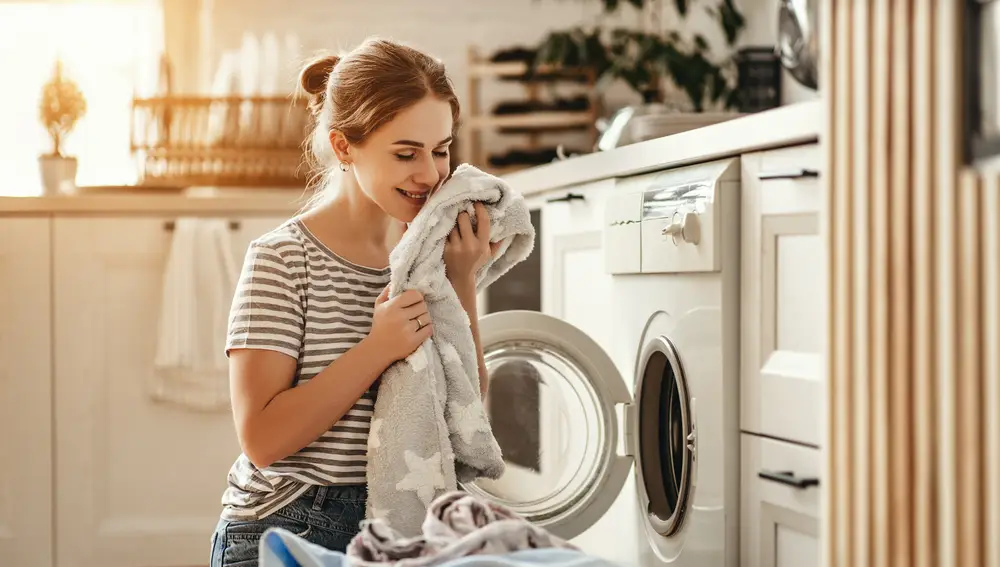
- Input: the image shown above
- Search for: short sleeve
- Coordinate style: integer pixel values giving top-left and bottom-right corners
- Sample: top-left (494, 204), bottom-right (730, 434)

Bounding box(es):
top-left (226, 241), bottom-right (305, 360)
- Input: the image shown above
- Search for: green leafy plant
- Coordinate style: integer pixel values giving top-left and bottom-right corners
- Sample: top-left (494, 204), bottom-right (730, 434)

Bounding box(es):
top-left (38, 59), bottom-right (87, 157)
top-left (532, 0), bottom-right (746, 111)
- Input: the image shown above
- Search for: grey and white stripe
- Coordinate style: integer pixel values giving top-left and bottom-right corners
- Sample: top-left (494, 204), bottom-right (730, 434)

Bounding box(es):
top-left (220, 219), bottom-right (389, 521)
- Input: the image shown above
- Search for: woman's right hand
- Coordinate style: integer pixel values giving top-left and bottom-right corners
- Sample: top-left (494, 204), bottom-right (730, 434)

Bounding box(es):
top-left (367, 287), bottom-right (433, 364)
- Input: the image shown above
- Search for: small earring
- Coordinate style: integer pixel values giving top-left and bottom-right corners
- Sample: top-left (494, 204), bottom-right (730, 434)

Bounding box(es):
top-left (339, 161), bottom-right (350, 172)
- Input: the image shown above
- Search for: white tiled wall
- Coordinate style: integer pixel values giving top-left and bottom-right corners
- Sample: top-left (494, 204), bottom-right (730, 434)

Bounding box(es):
top-left (186, 0), bottom-right (816, 158)
top-left (196, 0), bottom-right (821, 104)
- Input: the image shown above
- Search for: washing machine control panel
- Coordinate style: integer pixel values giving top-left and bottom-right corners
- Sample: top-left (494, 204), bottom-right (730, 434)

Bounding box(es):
top-left (605, 158), bottom-right (737, 275)
top-left (640, 181), bottom-right (718, 273)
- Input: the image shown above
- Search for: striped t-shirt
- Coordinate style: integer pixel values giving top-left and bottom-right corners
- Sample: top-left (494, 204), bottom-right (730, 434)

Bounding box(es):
top-left (220, 218), bottom-right (389, 521)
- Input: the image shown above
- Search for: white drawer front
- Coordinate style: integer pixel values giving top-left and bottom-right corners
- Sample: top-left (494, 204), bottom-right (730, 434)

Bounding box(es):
top-left (741, 433), bottom-right (821, 567)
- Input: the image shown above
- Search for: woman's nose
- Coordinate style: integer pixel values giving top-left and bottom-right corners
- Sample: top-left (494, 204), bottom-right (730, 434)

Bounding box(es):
top-left (412, 154), bottom-right (440, 187)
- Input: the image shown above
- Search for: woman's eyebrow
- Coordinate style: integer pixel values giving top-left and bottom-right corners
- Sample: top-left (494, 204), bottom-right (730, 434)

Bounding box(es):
top-left (392, 136), bottom-right (454, 148)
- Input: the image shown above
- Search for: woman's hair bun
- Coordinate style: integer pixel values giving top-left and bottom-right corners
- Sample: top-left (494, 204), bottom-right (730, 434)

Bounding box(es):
top-left (299, 54), bottom-right (340, 97)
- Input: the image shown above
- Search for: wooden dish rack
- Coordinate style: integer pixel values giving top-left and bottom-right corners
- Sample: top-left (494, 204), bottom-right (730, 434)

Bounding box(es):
top-left (130, 94), bottom-right (315, 188)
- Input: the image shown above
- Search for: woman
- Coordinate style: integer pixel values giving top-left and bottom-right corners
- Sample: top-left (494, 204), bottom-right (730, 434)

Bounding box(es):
top-left (210, 37), bottom-right (498, 567)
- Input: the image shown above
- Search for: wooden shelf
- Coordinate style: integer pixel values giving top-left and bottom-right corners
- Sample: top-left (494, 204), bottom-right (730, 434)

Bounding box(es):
top-left (466, 111), bottom-right (595, 129)
top-left (467, 60), bottom-right (591, 79)
top-left (460, 46), bottom-right (601, 171)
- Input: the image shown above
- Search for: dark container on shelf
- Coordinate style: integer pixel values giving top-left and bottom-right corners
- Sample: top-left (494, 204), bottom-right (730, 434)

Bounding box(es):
top-left (735, 47), bottom-right (783, 113)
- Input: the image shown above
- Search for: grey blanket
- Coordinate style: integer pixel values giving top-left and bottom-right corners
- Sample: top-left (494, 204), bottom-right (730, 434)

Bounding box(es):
top-left (365, 164), bottom-right (536, 536)
top-left (347, 491), bottom-right (577, 567)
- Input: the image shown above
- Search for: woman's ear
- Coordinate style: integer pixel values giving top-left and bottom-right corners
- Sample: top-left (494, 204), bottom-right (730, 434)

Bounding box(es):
top-left (328, 130), bottom-right (352, 163)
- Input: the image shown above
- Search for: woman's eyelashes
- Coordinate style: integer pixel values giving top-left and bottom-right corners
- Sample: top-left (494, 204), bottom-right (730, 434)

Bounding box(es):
top-left (395, 149), bottom-right (449, 161)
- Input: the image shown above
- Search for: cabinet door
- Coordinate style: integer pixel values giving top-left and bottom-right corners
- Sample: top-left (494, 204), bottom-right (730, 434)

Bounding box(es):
top-left (740, 433), bottom-right (821, 567)
top-left (740, 144), bottom-right (826, 447)
top-left (540, 179), bottom-right (616, 346)
top-left (52, 215), bottom-right (285, 567)
top-left (0, 218), bottom-right (53, 567)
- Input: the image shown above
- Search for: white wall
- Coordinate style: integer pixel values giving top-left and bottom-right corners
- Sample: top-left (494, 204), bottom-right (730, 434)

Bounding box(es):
top-left (187, 0), bottom-right (817, 158)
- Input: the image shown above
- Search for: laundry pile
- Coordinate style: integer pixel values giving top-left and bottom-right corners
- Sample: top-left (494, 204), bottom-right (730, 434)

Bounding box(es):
top-left (259, 491), bottom-right (618, 567)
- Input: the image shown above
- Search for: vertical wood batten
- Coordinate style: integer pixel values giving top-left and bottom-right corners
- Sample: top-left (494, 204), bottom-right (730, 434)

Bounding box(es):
top-left (956, 170), bottom-right (984, 567)
top-left (869, 2), bottom-right (892, 566)
top-left (851, 4), bottom-right (872, 566)
top-left (984, 174), bottom-right (1000, 567)
top-left (889, 1), bottom-right (914, 565)
top-left (933, 1), bottom-right (959, 565)
top-left (828, 1), bottom-right (854, 564)
top-left (910, 1), bottom-right (938, 565)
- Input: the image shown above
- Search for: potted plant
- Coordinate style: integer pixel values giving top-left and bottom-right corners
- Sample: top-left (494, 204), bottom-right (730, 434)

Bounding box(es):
top-left (38, 59), bottom-right (87, 195)
top-left (532, 0), bottom-right (747, 146)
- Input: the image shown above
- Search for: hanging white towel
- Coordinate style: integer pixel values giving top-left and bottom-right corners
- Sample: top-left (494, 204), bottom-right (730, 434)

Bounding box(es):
top-left (151, 217), bottom-right (240, 411)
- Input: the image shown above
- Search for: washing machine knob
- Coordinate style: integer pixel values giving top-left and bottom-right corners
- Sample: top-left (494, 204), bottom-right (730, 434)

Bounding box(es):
top-left (661, 211), bottom-right (701, 245)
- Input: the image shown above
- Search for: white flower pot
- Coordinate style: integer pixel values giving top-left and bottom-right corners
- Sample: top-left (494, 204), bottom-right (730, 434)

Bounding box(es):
top-left (38, 155), bottom-right (78, 196)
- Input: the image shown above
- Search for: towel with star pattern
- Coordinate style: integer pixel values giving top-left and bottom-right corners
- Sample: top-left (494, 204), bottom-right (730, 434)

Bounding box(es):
top-left (365, 163), bottom-right (535, 537)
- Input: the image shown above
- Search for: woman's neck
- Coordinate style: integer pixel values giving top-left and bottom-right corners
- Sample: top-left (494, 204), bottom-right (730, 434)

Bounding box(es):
top-left (300, 178), bottom-right (405, 268)
top-left (330, 182), bottom-right (396, 246)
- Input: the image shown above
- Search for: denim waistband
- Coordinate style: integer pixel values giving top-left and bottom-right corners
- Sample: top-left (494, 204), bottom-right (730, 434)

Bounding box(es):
top-left (299, 484), bottom-right (367, 511)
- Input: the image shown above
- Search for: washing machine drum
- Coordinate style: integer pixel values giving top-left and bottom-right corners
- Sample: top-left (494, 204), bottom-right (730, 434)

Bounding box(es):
top-left (464, 309), bottom-right (698, 548)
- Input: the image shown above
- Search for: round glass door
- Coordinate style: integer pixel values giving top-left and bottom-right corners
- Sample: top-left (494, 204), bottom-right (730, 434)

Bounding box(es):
top-left (463, 310), bottom-right (632, 541)
top-left (634, 334), bottom-right (693, 537)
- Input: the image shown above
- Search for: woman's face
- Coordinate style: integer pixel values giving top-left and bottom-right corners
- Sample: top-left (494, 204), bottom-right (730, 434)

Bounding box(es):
top-left (333, 95), bottom-right (454, 223)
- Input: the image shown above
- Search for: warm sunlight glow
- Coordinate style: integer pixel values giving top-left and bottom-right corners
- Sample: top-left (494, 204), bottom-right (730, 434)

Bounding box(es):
top-left (0, 1), bottom-right (164, 196)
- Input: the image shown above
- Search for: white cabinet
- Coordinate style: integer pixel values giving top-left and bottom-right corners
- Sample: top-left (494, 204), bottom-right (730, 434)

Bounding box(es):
top-left (50, 215), bottom-right (285, 567)
top-left (540, 179), bottom-right (616, 347)
top-left (740, 433), bottom-right (821, 567)
top-left (740, 144), bottom-right (826, 447)
top-left (0, 218), bottom-right (54, 567)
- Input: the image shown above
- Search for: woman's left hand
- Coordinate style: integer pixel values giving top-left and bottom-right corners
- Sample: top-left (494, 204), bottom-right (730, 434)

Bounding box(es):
top-left (445, 202), bottom-right (501, 289)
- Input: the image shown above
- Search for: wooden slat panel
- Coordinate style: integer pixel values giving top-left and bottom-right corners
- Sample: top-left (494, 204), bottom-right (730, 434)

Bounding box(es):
top-left (933, 1), bottom-right (960, 565)
top-left (956, 170), bottom-right (984, 567)
top-left (984, 174), bottom-right (1000, 567)
top-left (870, 2), bottom-right (892, 566)
top-left (889, 2), bottom-right (914, 566)
top-left (829, 2), bottom-right (855, 564)
top-left (851, 4), bottom-right (873, 567)
top-left (910, 1), bottom-right (938, 566)
top-left (828, 2), bottom-right (997, 567)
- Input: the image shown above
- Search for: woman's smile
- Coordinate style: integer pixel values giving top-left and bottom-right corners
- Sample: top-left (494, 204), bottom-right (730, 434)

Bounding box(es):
top-left (397, 187), bottom-right (429, 206)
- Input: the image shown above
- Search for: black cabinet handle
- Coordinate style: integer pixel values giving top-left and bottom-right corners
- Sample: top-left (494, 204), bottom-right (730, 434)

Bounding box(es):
top-left (546, 192), bottom-right (585, 203)
top-left (758, 169), bottom-right (820, 180)
top-left (758, 469), bottom-right (820, 489)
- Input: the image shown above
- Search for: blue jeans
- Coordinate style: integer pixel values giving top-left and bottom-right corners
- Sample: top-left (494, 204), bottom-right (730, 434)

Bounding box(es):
top-left (210, 485), bottom-right (367, 567)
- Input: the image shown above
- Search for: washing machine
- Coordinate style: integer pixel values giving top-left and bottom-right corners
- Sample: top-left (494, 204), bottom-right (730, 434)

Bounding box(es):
top-left (465, 157), bottom-right (742, 567)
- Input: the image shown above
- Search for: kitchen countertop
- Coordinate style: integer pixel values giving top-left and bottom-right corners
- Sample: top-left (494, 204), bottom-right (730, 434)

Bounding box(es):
top-left (0, 188), bottom-right (308, 215)
top-left (1, 101), bottom-right (821, 214)
top-left (503, 100), bottom-right (822, 196)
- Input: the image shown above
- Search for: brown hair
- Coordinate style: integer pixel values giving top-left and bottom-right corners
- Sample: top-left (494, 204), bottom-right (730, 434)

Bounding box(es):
top-left (298, 37), bottom-right (461, 187)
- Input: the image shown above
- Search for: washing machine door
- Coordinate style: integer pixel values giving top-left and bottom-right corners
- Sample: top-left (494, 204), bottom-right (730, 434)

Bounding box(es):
top-left (630, 310), bottom-right (700, 563)
top-left (464, 309), bottom-right (633, 541)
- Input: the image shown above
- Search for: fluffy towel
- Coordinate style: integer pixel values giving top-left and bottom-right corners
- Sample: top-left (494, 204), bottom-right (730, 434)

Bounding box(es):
top-left (260, 492), bottom-right (597, 567)
top-left (151, 217), bottom-right (240, 411)
top-left (366, 164), bottom-right (536, 536)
